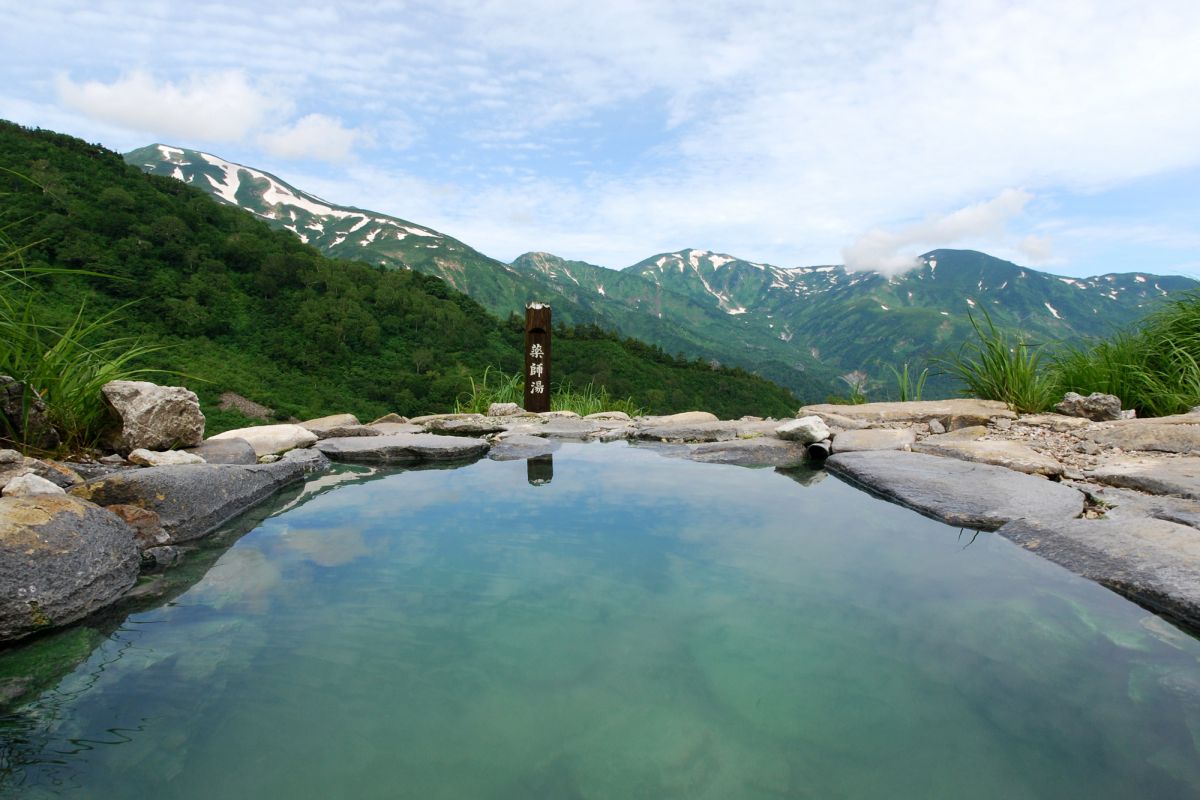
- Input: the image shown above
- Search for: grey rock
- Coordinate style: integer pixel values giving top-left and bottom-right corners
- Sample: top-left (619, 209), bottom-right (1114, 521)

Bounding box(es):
top-left (488, 435), bottom-right (562, 461)
top-left (101, 380), bottom-right (205, 454)
top-left (775, 416), bottom-right (831, 444)
top-left (128, 448), bottom-right (206, 467)
top-left (597, 425), bottom-right (635, 442)
top-left (1078, 483), bottom-right (1200, 530)
top-left (927, 418), bottom-right (946, 435)
top-left (141, 545), bottom-right (182, 571)
top-left (826, 450), bottom-right (1084, 530)
top-left (104, 503), bottom-right (168, 549)
top-left (281, 447), bottom-right (332, 474)
top-left (407, 413), bottom-right (475, 425)
top-left (991, 417), bottom-right (1013, 431)
top-left (1088, 457), bottom-right (1200, 500)
top-left (422, 415), bottom-right (508, 435)
top-left (998, 517), bottom-right (1200, 630)
top-left (99, 453), bottom-right (127, 464)
top-left (0, 375), bottom-right (61, 451)
top-left (1089, 423), bottom-right (1200, 454)
top-left (584, 411), bottom-right (632, 421)
top-left (914, 437), bottom-right (1064, 476)
top-left (368, 422), bottom-right (424, 435)
top-left (636, 420), bottom-right (741, 442)
top-left (688, 437), bottom-right (809, 467)
top-left (1055, 391), bottom-right (1124, 421)
top-left (1018, 413), bottom-right (1094, 431)
top-left (315, 433), bottom-right (489, 464)
top-left (540, 410), bottom-right (581, 419)
top-left (2, 473), bottom-right (66, 497)
top-left (831, 428), bottom-right (915, 453)
top-left (258, 454), bottom-right (281, 463)
top-left (538, 419), bottom-right (606, 440)
top-left (184, 437), bottom-right (257, 465)
top-left (307, 424), bottom-right (383, 439)
top-left (0, 494), bottom-right (139, 642)
top-left (370, 413), bottom-right (409, 425)
top-left (0, 449), bottom-right (21, 465)
top-left (70, 460), bottom-right (305, 543)
top-left (487, 402), bottom-right (524, 417)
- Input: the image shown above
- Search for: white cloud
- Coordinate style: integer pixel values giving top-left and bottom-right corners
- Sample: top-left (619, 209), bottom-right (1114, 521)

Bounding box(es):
top-left (55, 70), bottom-right (286, 142)
top-left (842, 190), bottom-right (1032, 276)
top-left (259, 114), bottom-right (367, 162)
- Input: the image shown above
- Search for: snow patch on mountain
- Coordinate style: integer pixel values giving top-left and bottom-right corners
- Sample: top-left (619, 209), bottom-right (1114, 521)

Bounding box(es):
top-left (1044, 302), bottom-right (1061, 319)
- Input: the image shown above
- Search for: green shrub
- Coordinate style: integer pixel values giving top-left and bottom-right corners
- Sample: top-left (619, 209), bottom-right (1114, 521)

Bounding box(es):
top-left (455, 367), bottom-right (643, 417)
top-left (940, 310), bottom-right (1058, 413)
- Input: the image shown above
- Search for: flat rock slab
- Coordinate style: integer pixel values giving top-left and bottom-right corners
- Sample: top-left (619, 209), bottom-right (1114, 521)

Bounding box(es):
top-left (802, 399), bottom-right (1016, 429)
top-left (914, 437), bottom-right (1064, 476)
top-left (0, 494), bottom-right (140, 642)
top-left (638, 411), bottom-right (719, 425)
top-left (1089, 423), bottom-right (1200, 453)
top-left (537, 419), bottom-right (607, 439)
top-left (488, 435), bottom-right (562, 461)
top-left (998, 517), bottom-right (1200, 630)
top-left (70, 460), bottom-right (305, 543)
top-left (1016, 414), bottom-right (1094, 431)
top-left (368, 422), bottom-right (424, 435)
top-left (316, 433), bottom-right (489, 464)
top-left (1088, 457), bottom-right (1200, 500)
top-left (832, 428), bottom-right (915, 453)
top-left (687, 438), bottom-right (809, 467)
top-left (636, 420), bottom-right (742, 442)
top-left (826, 450), bottom-right (1084, 530)
top-left (185, 437), bottom-right (257, 465)
top-left (422, 416), bottom-right (508, 435)
top-left (1077, 484), bottom-right (1200, 531)
top-left (300, 413), bottom-right (359, 431)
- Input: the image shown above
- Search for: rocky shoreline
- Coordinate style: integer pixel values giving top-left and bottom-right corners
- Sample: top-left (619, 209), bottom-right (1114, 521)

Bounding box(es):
top-left (3, 388), bottom-right (1200, 648)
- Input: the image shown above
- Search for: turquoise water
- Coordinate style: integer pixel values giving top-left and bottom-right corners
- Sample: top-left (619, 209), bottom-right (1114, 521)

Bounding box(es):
top-left (2, 442), bottom-right (1200, 798)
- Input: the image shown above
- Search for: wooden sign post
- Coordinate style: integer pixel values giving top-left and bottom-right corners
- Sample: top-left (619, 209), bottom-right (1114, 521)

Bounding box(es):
top-left (523, 301), bottom-right (551, 413)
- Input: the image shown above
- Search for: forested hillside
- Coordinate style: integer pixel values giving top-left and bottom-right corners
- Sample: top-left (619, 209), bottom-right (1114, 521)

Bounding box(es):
top-left (0, 121), bottom-right (801, 428)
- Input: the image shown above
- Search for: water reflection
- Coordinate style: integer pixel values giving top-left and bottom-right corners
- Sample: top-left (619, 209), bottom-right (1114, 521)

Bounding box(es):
top-left (527, 454), bottom-right (554, 486)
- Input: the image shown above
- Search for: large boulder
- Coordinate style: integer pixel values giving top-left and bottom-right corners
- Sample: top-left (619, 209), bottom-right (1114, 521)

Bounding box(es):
top-left (101, 380), bottom-right (204, 454)
top-left (70, 460), bottom-right (305, 543)
top-left (0, 375), bottom-right (60, 451)
top-left (831, 428), bottom-right (915, 453)
top-left (0, 494), bottom-right (139, 642)
top-left (826, 450), bottom-right (1084, 530)
top-left (209, 424), bottom-right (318, 457)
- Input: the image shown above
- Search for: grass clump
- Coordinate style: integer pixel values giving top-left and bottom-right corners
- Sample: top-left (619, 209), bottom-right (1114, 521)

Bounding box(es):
top-left (883, 361), bottom-right (929, 402)
top-left (940, 310), bottom-right (1059, 413)
top-left (455, 367), bottom-right (643, 417)
top-left (1053, 292), bottom-right (1200, 417)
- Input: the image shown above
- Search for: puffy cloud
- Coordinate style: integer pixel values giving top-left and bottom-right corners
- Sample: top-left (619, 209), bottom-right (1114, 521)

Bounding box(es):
top-left (55, 70), bottom-right (285, 142)
top-left (842, 190), bottom-right (1032, 276)
top-left (259, 114), bottom-right (367, 162)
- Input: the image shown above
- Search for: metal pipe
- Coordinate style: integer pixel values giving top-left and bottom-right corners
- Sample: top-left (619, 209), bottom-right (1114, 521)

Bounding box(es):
top-left (806, 439), bottom-right (832, 462)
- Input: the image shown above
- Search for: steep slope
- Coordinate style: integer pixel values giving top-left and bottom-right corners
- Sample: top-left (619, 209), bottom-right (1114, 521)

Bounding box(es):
top-left (128, 144), bottom-right (840, 401)
top-left (2, 121), bottom-right (803, 424)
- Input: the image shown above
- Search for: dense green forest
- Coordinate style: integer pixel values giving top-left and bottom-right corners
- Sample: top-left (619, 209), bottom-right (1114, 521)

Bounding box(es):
top-left (0, 121), bottom-right (800, 432)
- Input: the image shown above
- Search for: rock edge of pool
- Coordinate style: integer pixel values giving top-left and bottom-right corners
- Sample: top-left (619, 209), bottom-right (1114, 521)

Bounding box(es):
top-left (3, 398), bottom-right (1200, 648)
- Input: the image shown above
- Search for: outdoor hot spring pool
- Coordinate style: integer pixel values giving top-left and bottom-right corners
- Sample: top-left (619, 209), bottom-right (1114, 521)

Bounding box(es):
top-left (2, 442), bottom-right (1199, 798)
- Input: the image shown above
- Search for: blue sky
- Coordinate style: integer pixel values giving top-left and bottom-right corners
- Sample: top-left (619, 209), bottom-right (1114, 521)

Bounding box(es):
top-left (2, 1), bottom-right (1198, 278)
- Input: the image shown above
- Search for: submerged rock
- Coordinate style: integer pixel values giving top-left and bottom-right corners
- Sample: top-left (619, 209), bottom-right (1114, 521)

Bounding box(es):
top-left (70, 460), bottom-right (306, 543)
top-left (826, 450), bottom-right (1084, 530)
top-left (0, 494), bottom-right (139, 642)
top-left (998, 517), bottom-right (1200, 630)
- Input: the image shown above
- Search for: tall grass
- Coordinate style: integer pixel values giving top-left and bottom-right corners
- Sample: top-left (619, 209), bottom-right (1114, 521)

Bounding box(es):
top-left (940, 310), bottom-right (1059, 413)
top-left (1, 183), bottom-right (164, 452)
top-left (882, 361), bottom-right (929, 402)
top-left (455, 367), bottom-right (644, 417)
top-left (1053, 292), bottom-right (1200, 417)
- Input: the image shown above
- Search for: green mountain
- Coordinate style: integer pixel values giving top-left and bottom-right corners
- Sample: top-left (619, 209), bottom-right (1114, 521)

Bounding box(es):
top-left (1, 121), bottom-right (804, 426)
top-left (125, 144), bottom-right (841, 401)
top-left (127, 143), bottom-right (1199, 402)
